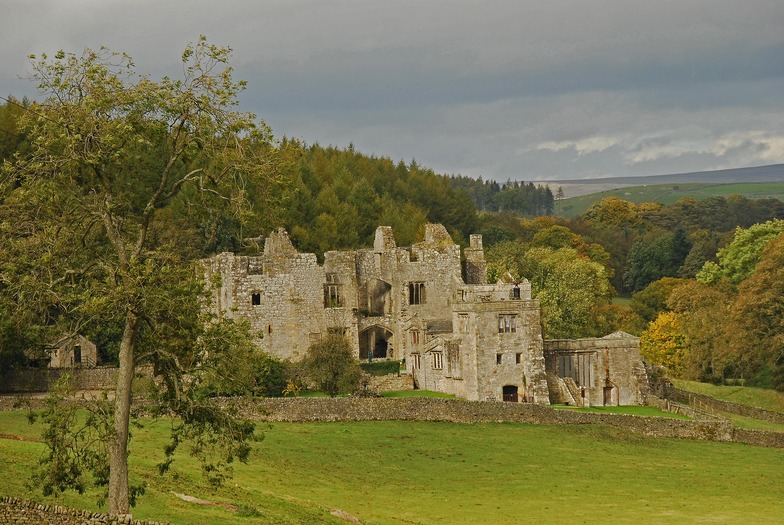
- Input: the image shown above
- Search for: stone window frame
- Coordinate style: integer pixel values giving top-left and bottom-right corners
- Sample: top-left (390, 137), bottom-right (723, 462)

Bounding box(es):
top-left (409, 281), bottom-right (426, 305)
top-left (251, 292), bottom-right (261, 306)
top-left (515, 352), bottom-right (522, 364)
top-left (412, 353), bottom-right (421, 369)
top-left (498, 313), bottom-right (517, 333)
top-left (496, 353), bottom-right (503, 365)
top-left (431, 351), bottom-right (443, 370)
top-left (410, 329), bottom-right (420, 346)
top-left (457, 314), bottom-right (469, 333)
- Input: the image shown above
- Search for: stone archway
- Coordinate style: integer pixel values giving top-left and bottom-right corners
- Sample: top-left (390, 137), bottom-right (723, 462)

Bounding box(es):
top-left (360, 325), bottom-right (394, 360)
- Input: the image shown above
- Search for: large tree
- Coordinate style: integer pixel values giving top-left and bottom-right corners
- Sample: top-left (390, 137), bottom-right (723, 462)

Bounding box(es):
top-left (1, 39), bottom-right (278, 514)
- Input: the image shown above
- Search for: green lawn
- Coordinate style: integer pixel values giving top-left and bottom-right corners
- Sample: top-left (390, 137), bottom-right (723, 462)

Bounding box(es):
top-left (2, 410), bottom-right (784, 524)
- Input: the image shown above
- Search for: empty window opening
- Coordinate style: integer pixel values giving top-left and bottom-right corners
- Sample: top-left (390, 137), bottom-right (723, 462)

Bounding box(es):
top-left (368, 279), bottom-right (392, 316)
top-left (511, 286), bottom-right (521, 300)
top-left (267, 324), bottom-right (272, 335)
top-left (324, 284), bottom-right (342, 307)
top-left (496, 353), bottom-right (503, 365)
top-left (251, 293), bottom-right (261, 306)
top-left (516, 353), bottom-right (522, 364)
top-left (73, 345), bottom-right (82, 366)
top-left (498, 314), bottom-right (517, 333)
top-left (409, 282), bottom-right (426, 305)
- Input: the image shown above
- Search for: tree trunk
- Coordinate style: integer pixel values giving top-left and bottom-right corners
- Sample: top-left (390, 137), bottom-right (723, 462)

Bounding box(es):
top-left (108, 312), bottom-right (138, 515)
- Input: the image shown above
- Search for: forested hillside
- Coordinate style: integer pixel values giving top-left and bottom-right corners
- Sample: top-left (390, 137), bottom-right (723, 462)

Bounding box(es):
top-left (448, 174), bottom-right (554, 216)
top-left (3, 94), bottom-right (784, 390)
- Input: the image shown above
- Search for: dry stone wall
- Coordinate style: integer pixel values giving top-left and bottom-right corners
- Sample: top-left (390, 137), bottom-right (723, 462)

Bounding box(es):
top-left (224, 397), bottom-right (750, 444)
top-left (0, 497), bottom-right (167, 525)
top-left (667, 386), bottom-right (784, 424)
top-left (0, 367), bottom-right (118, 393)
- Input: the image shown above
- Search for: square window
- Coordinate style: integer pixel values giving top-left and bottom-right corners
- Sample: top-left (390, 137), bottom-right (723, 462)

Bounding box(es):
top-left (498, 314), bottom-right (517, 333)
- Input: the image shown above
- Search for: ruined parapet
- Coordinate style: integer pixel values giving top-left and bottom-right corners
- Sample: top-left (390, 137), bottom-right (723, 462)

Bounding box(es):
top-left (422, 223), bottom-right (453, 246)
top-left (263, 228), bottom-right (297, 257)
top-left (373, 226), bottom-right (396, 253)
top-left (463, 234), bottom-right (487, 284)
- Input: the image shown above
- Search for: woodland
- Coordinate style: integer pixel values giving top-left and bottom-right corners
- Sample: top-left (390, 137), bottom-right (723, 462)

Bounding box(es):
top-left (3, 88), bottom-right (784, 393)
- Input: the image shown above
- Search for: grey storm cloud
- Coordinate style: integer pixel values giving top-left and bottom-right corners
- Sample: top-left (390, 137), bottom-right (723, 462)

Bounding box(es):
top-left (2, 0), bottom-right (784, 180)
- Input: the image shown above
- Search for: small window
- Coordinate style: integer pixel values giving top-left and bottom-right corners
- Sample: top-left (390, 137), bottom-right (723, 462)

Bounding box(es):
top-left (267, 324), bottom-right (272, 335)
top-left (432, 352), bottom-right (443, 370)
top-left (498, 314), bottom-right (517, 334)
top-left (251, 293), bottom-right (261, 306)
top-left (409, 282), bottom-right (426, 305)
top-left (412, 353), bottom-right (421, 369)
top-left (496, 353), bottom-right (503, 365)
top-left (511, 286), bottom-right (521, 300)
top-left (410, 329), bottom-right (420, 346)
top-left (515, 353), bottom-right (522, 364)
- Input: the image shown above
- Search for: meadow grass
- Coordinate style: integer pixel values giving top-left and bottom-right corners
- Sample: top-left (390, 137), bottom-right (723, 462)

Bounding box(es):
top-left (2, 409), bottom-right (784, 524)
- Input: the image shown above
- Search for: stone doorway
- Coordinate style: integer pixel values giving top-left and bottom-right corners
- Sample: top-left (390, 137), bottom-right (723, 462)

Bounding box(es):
top-left (360, 326), bottom-right (394, 360)
top-left (502, 385), bottom-right (519, 402)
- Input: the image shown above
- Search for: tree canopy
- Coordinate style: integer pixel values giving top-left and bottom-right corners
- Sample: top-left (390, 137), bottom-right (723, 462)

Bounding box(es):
top-left (1, 38), bottom-right (279, 514)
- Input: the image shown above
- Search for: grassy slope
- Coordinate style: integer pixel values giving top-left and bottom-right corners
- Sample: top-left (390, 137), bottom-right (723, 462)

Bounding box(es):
top-left (555, 182), bottom-right (784, 217)
top-left (2, 410), bottom-right (784, 524)
top-left (672, 379), bottom-right (784, 414)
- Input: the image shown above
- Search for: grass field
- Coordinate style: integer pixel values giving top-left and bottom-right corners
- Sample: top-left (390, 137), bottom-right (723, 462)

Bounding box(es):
top-left (2, 410), bottom-right (784, 524)
top-left (555, 182), bottom-right (784, 217)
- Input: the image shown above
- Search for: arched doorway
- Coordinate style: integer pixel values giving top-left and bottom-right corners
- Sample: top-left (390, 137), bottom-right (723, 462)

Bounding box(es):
top-left (359, 326), bottom-right (394, 360)
top-left (502, 385), bottom-right (519, 402)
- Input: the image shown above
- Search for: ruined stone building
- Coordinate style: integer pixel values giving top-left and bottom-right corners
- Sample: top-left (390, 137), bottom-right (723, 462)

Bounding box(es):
top-left (204, 224), bottom-right (648, 405)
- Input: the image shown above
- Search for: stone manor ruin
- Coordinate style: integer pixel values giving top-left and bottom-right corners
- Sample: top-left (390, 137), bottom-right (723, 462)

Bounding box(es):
top-left (204, 224), bottom-right (648, 405)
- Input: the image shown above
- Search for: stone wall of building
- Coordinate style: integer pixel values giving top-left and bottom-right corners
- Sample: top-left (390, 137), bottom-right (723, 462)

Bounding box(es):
top-left (544, 332), bottom-right (648, 407)
top-left (0, 497), bottom-right (166, 525)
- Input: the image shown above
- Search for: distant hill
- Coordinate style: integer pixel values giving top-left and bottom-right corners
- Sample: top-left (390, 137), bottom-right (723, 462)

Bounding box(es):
top-left (550, 164), bottom-right (784, 199)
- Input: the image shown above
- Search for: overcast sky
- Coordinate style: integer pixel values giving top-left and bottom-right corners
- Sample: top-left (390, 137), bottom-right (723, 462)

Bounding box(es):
top-left (2, 1), bottom-right (783, 181)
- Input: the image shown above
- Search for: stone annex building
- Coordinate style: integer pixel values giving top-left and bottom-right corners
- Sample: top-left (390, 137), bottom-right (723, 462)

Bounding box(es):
top-left (204, 224), bottom-right (649, 406)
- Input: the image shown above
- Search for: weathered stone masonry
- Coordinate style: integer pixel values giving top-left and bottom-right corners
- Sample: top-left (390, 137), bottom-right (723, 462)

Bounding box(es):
top-left (205, 224), bottom-right (648, 405)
